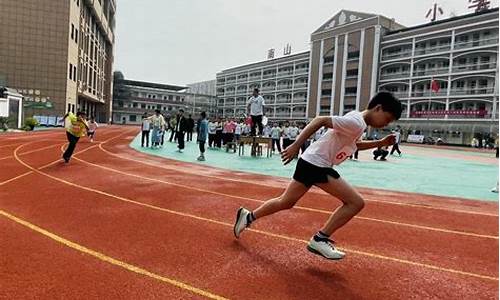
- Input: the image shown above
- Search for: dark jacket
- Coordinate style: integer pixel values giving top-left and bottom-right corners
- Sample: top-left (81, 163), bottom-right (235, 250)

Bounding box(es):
top-left (176, 116), bottom-right (188, 133)
top-left (186, 117), bottom-right (195, 132)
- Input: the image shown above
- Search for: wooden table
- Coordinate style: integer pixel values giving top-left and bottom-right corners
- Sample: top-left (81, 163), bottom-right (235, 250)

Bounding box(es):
top-left (238, 136), bottom-right (273, 157)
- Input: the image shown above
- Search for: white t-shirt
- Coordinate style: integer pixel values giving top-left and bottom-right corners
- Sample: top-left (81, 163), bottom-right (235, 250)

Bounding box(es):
top-left (235, 124), bottom-right (243, 135)
top-left (247, 95), bottom-right (265, 116)
top-left (208, 122), bottom-right (217, 134)
top-left (270, 127), bottom-right (281, 139)
top-left (301, 111), bottom-right (367, 167)
top-left (289, 126), bottom-right (299, 140)
top-left (394, 131), bottom-right (401, 144)
top-left (141, 119), bottom-right (150, 131)
top-left (88, 121), bottom-right (98, 132)
top-left (282, 127), bottom-right (290, 139)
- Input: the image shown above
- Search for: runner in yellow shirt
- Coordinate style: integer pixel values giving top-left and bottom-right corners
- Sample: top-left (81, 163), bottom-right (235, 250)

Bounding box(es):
top-left (63, 111), bottom-right (89, 163)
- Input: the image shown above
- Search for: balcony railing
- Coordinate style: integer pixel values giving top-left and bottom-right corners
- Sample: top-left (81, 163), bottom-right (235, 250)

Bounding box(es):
top-left (414, 44), bottom-right (451, 55)
top-left (292, 112), bottom-right (306, 118)
top-left (454, 36), bottom-right (499, 49)
top-left (262, 86), bottom-right (276, 91)
top-left (293, 98), bottom-right (307, 103)
top-left (277, 85), bottom-right (293, 91)
top-left (381, 49), bottom-right (412, 61)
top-left (385, 91), bottom-right (409, 98)
top-left (294, 83), bottom-right (307, 88)
top-left (449, 87), bottom-right (495, 95)
top-left (277, 71), bottom-right (293, 77)
top-left (276, 99), bottom-right (292, 104)
top-left (412, 67), bottom-right (449, 76)
top-left (452, 62), bottom-right (497, 73)
top-left (263, 73), bottom-right (276, 79)
top-left (295, 69), bottom-right (308, 74)
top-left (411, 90), bottom-right (448, 97)
top-left (379, 72), bottom-right (410, 80)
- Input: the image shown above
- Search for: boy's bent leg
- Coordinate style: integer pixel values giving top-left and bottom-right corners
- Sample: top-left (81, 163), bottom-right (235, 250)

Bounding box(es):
top-left (307, 176), bottom-right (364, 260)
top-left (316, 176), bottom-right (364, 236)
top-left (234, 180), bottom-right (309, 238)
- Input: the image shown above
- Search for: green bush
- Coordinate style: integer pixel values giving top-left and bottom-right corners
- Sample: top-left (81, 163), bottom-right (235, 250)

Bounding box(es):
top-left (24, 117), bottom-right (39, 131)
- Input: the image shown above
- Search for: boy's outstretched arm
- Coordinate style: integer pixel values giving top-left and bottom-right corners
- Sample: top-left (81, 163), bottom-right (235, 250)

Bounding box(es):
top-left (281, 116), bottom-right (332, 165)
top-left (356, 134), bottom-right (396, 151)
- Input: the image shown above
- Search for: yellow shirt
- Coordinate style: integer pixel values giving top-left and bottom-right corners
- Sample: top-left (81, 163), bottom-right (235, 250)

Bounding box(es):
top-left (65, 113), bottom-right (88, 137)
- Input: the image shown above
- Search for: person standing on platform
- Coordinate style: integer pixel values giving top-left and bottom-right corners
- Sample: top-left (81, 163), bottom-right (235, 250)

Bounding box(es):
top-left (247, 88), bottom-right (265, 136)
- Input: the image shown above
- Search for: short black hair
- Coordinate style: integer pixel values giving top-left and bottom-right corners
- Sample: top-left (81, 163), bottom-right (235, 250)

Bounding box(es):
top-left (200, 111), bottom-right (206, 118)
top-left (76, 111), bottom-right (86, 117)
top-left (367, 92), bottom-right (402, 120)
top-left (155, 109), bottom-right (161, 114)
top-left (254, 88), bottom-right (259, 93)
top-left (179, 109), bottom-right (184, 113)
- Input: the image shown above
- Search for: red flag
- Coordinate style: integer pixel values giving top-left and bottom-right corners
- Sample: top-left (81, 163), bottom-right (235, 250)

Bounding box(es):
top-left (431, 79), bottom-right (440, 93)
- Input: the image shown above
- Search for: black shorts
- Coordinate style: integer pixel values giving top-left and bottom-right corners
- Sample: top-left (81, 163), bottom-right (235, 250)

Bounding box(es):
top-left (293, 158), bottom-right (340, 188)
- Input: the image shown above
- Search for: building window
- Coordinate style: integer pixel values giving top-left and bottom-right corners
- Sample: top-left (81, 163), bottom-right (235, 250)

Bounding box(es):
top-left (75, 29), bottom-right (78, 43)
top-left (69, 63), bottom-right (73, 80)
top-left (141, 103), bottom-right (146, 109)
top-left (71, 24), bottom-right (74, 40)
top-left (129, 115), bottom-right (137, 122)
top-left (321, 89), bottom-right (331, 96)
top-left (345, 87), bottom-right (357, 95)
top-left (346, 69), bottom-right (358, 77)
top-left (347, 51), bottom-right (360, 60)
top-left (73, 66), bottom-right (77, 81)
top-left (176, 96), bottom-right (180, 101)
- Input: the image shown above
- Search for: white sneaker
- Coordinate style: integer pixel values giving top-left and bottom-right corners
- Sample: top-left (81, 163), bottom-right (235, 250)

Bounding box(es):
top-left (233, 207), bottom-right (251, 238)
top-left (492, 188), bottom-right (498, 193)
top-left (307, 236), bottom-right (345, 260)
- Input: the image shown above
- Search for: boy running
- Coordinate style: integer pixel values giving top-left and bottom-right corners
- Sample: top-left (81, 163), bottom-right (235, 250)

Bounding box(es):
top-left (233, 92), bottom-right (402, 260)
top-left (87, 116), bottom-right (98, 142)
top-left (62, 111), bottom-right (89, 163)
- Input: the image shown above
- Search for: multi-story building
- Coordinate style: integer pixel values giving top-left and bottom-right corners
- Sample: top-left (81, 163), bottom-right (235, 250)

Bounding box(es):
top-left (186, 80), bottom-right (218, 117)
top-left (216, 8), bottom-right (498, 144)
top-left (378, 8), bottom-right (498, 144)
top-left (0, 0), bottom-right (116, 122)
top-left (112, 72), bottom-right (188, 124)
top-left (187, 80), bottom-right (216, 96)
top-left (216, 51), bottom-right (310, 120)
top-left (112, 72), bottom-right (218, 124)
top-left (308, 10), bottom-right (404, 117)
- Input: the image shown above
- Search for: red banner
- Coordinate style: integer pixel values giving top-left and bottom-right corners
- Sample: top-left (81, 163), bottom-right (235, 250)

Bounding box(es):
top-left (411, 110), bottom-right (487, 116)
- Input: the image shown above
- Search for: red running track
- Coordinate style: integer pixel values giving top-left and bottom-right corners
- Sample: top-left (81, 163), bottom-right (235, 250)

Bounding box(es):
top-left (0, 127), bottom-right (498, 299)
